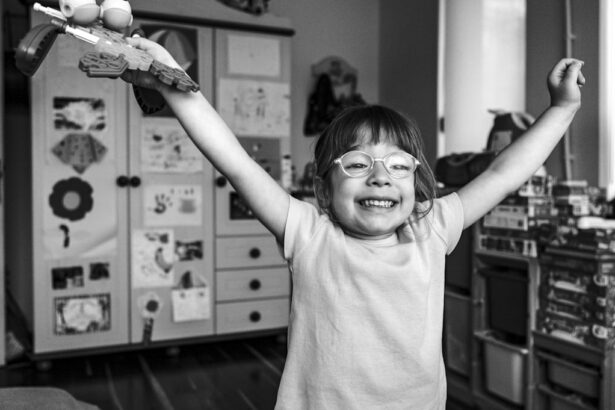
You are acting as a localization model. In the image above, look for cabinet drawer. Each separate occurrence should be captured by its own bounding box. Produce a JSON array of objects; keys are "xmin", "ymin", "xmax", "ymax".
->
[
  {"xmin": 536, "ymin": 351, "xmax": 600, "ymax": 399},
  {"xmin": 216, "ymin": 236, "xmax": 285, "ymax": 269},
  {"xmin": 216, "ymin": 299, "xmax": 289, "ymax": 334},
  {"xmin": 537, "ymin": 384, "xmax": 597, "ymax": 410},
  {"xmin": 217, "ymin": 267, "xmax": 290, "ymax": 301}
]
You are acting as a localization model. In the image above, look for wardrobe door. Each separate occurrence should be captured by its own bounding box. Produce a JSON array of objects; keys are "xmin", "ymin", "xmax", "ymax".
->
[
  {"xmin": 127, "ymin": 19, "xmax": 216, "ymax": 343},
  {"xmin": 30, "ymin": 13, "xmax": 130, "ymax": 353}
]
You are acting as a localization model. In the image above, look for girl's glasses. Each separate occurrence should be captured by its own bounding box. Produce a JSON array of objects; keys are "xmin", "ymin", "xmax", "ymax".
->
[{"xmin": 333, "ymin": 150, "xmax": 420, "ymax": 179}]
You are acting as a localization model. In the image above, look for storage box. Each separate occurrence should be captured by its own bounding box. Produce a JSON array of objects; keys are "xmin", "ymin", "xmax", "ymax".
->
[
  {"xmin": 475, "ymin": 331, "xmax": 528, "ymax": 405},
  {"xmin": 444, "ymin": 292, "xmax": 472, "ymax": 376},
  {"xmin": 536, "ymin": 309, "xmax": 615, "ymax": 350},
  {"xmin": 481, "ymin": 268, "xmax": 528, "ymax": 342},
  {"xmin": 546, "ymin": 356, "xmax": 599, "ymax": 399},
  {"xmin": 478, "ymin": 233, "xmax": 538, "ymax": 257},
  {"xmin": 538, "ymin": 292, "xmax": 615, "ymax": 327},
  {"xmin": 445, "ymin": 228, "xmax": 472, "ymax": 291},
  {"xmin": 537, "ymin": 384, "xmax": 598, "ymax": 410},
  {"xmin": 540, "ymin": 265, "xmax": 615, "ymax": 298},
  {"xmin": 540, "ymin": 248, "xmax": 615, "ymax": 275},
  {"xmin": 539, "ymin": 284, "xmax": 601, "ymax": 309}
]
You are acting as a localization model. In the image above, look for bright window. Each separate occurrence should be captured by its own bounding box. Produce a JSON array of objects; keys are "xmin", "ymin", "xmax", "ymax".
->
[{"xmin": 600, "ymin": 0, "xmax": 615, "ymax": 198}]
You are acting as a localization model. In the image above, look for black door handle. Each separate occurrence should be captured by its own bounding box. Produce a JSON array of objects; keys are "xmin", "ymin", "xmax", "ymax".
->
[
  {"xmin": 116, "ymin": 175, "xmax": 129, "ymax": 187},
  {"xmin": 130, "ymin": 176, "xmax": 141, "ymax": 187}
]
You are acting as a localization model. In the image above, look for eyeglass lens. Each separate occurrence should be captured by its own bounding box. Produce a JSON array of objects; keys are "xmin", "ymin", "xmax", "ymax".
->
[{"xmin": 339, "ymin": 151, "xmax": 418, "ymax": 177}]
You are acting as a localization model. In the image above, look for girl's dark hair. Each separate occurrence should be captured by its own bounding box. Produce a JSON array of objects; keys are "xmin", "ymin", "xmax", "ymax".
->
[{"xmin": 313, "ymin": 104, "xmax": 437, "ymax": 221}]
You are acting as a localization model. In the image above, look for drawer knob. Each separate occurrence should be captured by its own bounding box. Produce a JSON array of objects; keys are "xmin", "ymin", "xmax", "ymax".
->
[
  {"xmin": 215, "ymin": 176, "xmax": 227, "ymax": 187},
  {"xmin": 249, "ymin": 311, "xmax": 261, "ymax": 322},
  {"xmin": 249, "ymin": 248, "xmax": 261, "ymax": 259},
  {"xmin": 249, "ymin": 279, "xmax": 261, "ymax": 290}
]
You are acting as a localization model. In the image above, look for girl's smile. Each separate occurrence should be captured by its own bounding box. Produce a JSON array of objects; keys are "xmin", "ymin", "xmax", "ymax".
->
[
  {"xmin": 328, "ymin": 142, "xmax": 417, "ymax": 240},
  {"xmin": 358, "ymin": 198, "xmax": 397, "ymax": 208}
]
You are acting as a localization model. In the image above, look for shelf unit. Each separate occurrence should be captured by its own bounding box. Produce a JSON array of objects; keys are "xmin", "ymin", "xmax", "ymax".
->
[
  {"xmin": 532, "ymin": 248, "xmax": 615, "ymax": 410},
  {"xmin": 444, "ymin": 222, "xmax": 540, "ymax": 410},
  {"xmin": 445, "ymin": 226, "xmax": 615, "ymax": 410},
  {"xmin": 532, "ymin": 333, "xmax": 614, "ymax": 410},
  {"xmin": 471, "ymin": 249, "xmax": 539, "ymax": 410}
]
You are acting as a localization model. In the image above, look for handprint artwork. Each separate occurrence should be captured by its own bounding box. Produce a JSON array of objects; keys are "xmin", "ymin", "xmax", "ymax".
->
[{"xmin": 144, "ymin": 184, "xmax": 202, "ymax": 227}]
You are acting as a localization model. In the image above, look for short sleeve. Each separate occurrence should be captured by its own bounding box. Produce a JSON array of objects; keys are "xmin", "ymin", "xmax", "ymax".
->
[
  {"xmin": 283, "ymin": 197, "xmax": 323, "ymax": 260},
  {"xmin": 430, "ymin": 193, "xmax": 464, "ymax": 254}
]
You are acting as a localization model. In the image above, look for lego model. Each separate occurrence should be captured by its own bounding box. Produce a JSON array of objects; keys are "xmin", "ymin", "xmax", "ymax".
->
[{"xmin": 15, "ymin": 1, "xmax": 199, "ymax": 113}]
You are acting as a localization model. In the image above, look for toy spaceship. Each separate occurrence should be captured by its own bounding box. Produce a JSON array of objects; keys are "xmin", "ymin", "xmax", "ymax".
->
[{"xmin": 15, "ymin": 1, "xmax": 199, "ymax": 113}]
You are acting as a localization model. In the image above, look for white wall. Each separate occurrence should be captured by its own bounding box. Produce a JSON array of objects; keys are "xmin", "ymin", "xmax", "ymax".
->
[
  {"xmin": 378, "ymin": 0, "xmax": 440, "ymax": 166},
  {"xmin": 600, "ymin": 0, "xmax": 615, "ymax": 198},
  {"xmin": 526, "ymin": 0, "xmax": 600, "ymax": 184},
  {"xmin": 268, "ymin": 0, "xmax": 380, "ymax": 176}
]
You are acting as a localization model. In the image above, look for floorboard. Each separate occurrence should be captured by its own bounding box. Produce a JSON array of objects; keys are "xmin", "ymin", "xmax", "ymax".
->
[
  {"xmin": 0, "ymin": 335, "xmax": 287, "ymax": 410},
  {"xmin": 0, "ymin": 334, "xmax": 474, "ymax": 409}
]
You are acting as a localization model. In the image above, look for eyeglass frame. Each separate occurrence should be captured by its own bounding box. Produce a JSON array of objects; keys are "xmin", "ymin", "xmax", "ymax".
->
[{"xmin": 332, "ymin": 150, "xmax": 421, "ymax": 179}]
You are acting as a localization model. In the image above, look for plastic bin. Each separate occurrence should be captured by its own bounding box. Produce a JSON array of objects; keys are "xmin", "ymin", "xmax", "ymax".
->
[
  {"xmin": 481, "ymin": 267, "xmax": 528, "ymax": 342},
  {"xmin": 537, "ymin": 384, "xmax": 597, "ymax": 410},
  {"xmin": 476, "ymin": 330, "xmax": 528, "ymax": 405},
  {"xmin": 444, "ymin": 291, "xmax": 472, "ymax": 376},
  {"xmin": 536, "ymin": 351, "xmax": 600, "ymax": 399},
  {"xmin": 445, "ymin": 228, "xmax": 473, "ymax": 291}
]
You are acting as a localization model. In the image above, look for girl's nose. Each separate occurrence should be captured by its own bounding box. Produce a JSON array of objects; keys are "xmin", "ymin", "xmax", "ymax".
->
[{"xmin": 367, "ymin": 161, "xmax": 391, "ymax": 185}]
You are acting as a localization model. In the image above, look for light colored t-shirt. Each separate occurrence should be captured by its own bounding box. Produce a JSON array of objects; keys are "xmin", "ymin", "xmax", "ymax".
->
[{"xmin": 275, "ymin": 193, "xmax": 464, "ymax": 410}]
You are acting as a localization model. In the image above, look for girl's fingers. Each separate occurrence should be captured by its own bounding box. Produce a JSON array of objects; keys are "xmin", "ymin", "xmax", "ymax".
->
[
  {"xmin": 550, "ymin": 58, "xmax": 584, "ymax": 87},
  {"xmin": 577, "ymin": 69, "xmax": 586, "ymax": 87},
  {"xmin": 130, "ymin": 28, "xmax": 145, "ymax": 38},
  {"xmin": 125, "ymin": 36, "xmax": 146, "ymax": 49},
  {"xmin": 565, "ymin": 60, "xmax": 585, "ymax": 87}
]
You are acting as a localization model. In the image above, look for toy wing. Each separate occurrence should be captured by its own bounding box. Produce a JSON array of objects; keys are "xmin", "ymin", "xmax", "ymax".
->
[
  {"xmin": 79, "ymin": 22, "xmax": 199, "ymax": 92},
  {"xmin": 15, "ymin": 23, "xmax": 61, "ymax": 76},
  {"xmin": 15, "ymin": 20, "xmax": 199, "ymax": 114},
  {"xmin": 78, "ymin": 51, "xmax": 199, "ymax": 93}
]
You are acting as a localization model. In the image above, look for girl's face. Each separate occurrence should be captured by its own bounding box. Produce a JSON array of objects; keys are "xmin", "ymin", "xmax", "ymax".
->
[{"xmin": 327, "ymin": 141, "xmax": 417, "ymax": 239}]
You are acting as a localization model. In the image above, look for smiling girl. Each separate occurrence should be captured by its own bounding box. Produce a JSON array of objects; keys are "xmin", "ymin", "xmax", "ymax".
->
[{"xmin": 125, "ymin": 36, "xmax": 584, "ymax": 409}]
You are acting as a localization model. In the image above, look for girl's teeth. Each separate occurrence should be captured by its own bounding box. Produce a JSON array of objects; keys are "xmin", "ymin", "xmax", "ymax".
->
[{"xmin": 362, "ymin": 200, "xmax": 394, "ymax": 208}]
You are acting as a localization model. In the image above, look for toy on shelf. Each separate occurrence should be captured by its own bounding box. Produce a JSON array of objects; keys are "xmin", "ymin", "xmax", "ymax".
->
[{"xmin": 15, "ymin": 1, "xmax": 199, "ymax": 113}]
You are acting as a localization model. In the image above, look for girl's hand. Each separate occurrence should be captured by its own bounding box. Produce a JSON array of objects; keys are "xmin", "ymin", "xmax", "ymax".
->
[
  {"xmin": 547, "ymin": 58, "xmax": 585, "ymax": 110},
  {"xmin": 122, "ymin": 36, "xmax": 183, "ymax": 91}
]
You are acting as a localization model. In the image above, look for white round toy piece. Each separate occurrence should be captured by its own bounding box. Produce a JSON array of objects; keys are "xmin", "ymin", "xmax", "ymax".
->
[
  {"xmin": 59, "ymin": 0, "xmax": 99, "ymax": 25},
  {"xmin": 100, "ymin": 0, "xmax": 134, "ymax": 32}
]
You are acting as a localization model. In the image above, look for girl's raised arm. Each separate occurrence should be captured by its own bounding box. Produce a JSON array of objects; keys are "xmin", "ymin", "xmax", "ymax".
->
[
  {"xmin": 126, "ymin": 37, "xmax": 290, "ymax": 243},
  {"xmin": 457, "ymin": 58, "xmax": 585, "ymax": 229}
]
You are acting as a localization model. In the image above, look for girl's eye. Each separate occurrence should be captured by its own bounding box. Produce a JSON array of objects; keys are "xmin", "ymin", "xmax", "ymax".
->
[
  {"xmin": 347, "ymin": 162, "xmax": 368, "ymax": 169},
  {"xmin": 390, "ymin": 164, "xmax": 411, "ymax": 171}
]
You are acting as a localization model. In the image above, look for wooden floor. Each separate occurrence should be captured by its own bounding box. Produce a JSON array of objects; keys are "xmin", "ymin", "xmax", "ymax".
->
[
  {"xmin": 0, "ymin": 335, "xmax": 474, "ymax": 410},
  {"xmin": 0, "ymin": 335, "xmax": 287, "ymax": 410}
]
